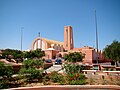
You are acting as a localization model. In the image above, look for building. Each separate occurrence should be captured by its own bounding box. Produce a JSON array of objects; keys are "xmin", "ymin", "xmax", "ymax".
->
[{"xmin": 31, "ymin": 26, "xmax": 103, "ymax": 64}]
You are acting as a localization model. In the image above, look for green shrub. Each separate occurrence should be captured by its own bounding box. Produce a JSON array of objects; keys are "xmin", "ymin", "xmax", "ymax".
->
[
  {"xmin": 0, "ymin": 62, "xmax": 13, "ymax": 89},
  {"xmin": 50, "ymin": 71, "xmax": 65, "ymax": 84},
  {"xmin": 0, "ymin": 80, "xmax": 9, "ymax": 89},
  {"xmin": 0, "ymin": 62, "xmax": 13, "ymax": 78},
  {"xmin": 69, "ymin": 79, "xmax": 86, "ymax": 85},
  {"xmin": 19, "ymin": 59, "xmax": 44, "ymax": 83},
  {"xmin": 105, "ymin": 68, "xmax": 109, "ymax": 71},
  {"xmin": 110, "ymin": 68, "xmax": 114, "ymax": 71},
  {"xmin": 64, "ymin": 64, "xmax": 84, "ymax": 74},
  {"xmin": 22, "ymin": 59, "xmax": 44, "ymax": 69},
  {"xmin": 67, "ymin": 73, "xmax": 86, "ymax": 85},
  {"xmin": 19, "ymin": 68, "xmax": 43, "ymax": 82},
  {"xmin": 43, "ymin": 74, "xmax": 51, "ymax": 85},
  {"xmin": 64, "ymin": 64, "xmax": 86, "ymax": 85},
  {"xmin": 23, "ymin": 49, "xmax": 45, "ymax": 59},
  {"xmin": 63, "ymin": 52, "xmax": 85, "ymax": 63}
]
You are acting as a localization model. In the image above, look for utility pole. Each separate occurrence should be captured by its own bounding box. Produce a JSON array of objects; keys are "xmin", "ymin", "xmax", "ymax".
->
[
  {"xmin": 21, "ymin": 27, "xmax": 24, "ymax": 51},
  {"xmin": 95, "ymin": 10, "xmax": 99, "ymax": 64}
]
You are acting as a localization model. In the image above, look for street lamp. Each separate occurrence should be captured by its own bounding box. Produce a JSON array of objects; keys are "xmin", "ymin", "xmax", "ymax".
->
[
  {"xmin": 94, "ymin": 10, "xmax": 99, "ymax": 64},
  {"xmin": 21, "ymin": 27, "xmax": 24, "ymax": 51}
]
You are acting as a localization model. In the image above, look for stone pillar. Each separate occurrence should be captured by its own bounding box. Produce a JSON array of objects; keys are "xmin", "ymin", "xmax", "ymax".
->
[
  {"xmin": 40, "ymin": 39, "xmax": 42, "ymax": 49},
  {"xmin": 54, "ymin": 44, "xmax": 57, "ymax": 50},
  {"xmin": 58, "ymin": 44, "xmax": 61, "ymax": 51},
  {"xmin": 45, "ymin": 42, "xmax": 48, "ymax": 49},
  {"xmin": 60, "ymin": 45, "xmax": 64, "ymax": 52},
  {"xmin": 36, "ymin": 40, "xmax": 38, "ymax": 50}
]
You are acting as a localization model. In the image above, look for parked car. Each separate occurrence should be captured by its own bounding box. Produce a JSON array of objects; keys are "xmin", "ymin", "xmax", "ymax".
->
[
  {"xmin": 45, "ymin": 59, "xmax": 52, "ymax": 63},
  {"xmin": 44, "ymin": 59, "xmax": 53, "ymax": 69},
  {"xmin": 55, "ymin": 59, "xmax": 62, "ymax": 65}
]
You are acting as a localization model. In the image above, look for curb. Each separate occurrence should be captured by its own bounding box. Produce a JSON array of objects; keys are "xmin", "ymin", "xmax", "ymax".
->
[{"xmin": 7, "ymin": 85, "xmax": 120, "ymax": 90}]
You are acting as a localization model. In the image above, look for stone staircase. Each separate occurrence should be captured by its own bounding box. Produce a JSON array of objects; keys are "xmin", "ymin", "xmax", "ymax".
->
[{"xmin": 44, "ymin": 65, "xmax": 63, "ymax": 73}]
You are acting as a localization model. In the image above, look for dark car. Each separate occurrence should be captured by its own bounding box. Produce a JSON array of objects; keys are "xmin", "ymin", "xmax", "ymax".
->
[
  {"xmin": 55, "ymin": 59, "xmax": 62, "ymax": 65},
  {"xmin": 45, "ymin": 59, "xmax": 52, "ymax": 63},
  {"xmin": 44, "ymin": 59, "xmax": 53, "ymax": 69}
]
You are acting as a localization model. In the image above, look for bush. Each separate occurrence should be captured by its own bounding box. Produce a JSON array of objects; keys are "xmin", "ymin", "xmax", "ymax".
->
[
  {"xmin": 0, "ymin": 80, "xmax": 9, "ymax": 89},
  {"xmin": 43, "ymin": 74, "xmax": 51, "ymax": 85},
  {"xmin": 64, "ymin": 63, "xmax": 86, "ymax": 85},
  {"xmin": 0, "ymin": 62, "xmax": 13, "ymax": 89},
  {"xmin": 50, "ymin": 71, "xmax": 65, "ymax": 84},
  {"xmin": 105, "ymin": 68, "xmax": 109, "ymax": 71},
  {"xmin": 69, "ymin": 79, "xmax": 86, "ymax": 85},
  {"xmin": 64, "ymin": 64, "xmax": 84, "ymax": 74},
  {"xmin": 19, "ymin": 59, "xmax": 44, "ymax": 82},
  {"xmin": 22, "ymin": 59, "xmax": 44, "ymax": 69},
  {"xmin": 23, "ymin": 49, "xmax": 45, "ymax": 59},
  {"xmin": 19, "ymin": 68, "xmax": 43, "ymax": 82},
  {"xmin": 0, "ymin": 62, "xmax": 13, "ymax": 78},
  {"xmin": 64, "ymin": 52, "xmax": 85, "ymax": 63},
  {"xmin": 67, "ymin": 73, "xmax": 86, "ymax": 85},
  {"xmin": 110, "ymin": 68, "xmax": 114, "ymax": 71}
]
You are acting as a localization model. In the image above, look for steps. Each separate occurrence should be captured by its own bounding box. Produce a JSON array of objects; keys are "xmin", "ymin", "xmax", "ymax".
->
[{"xmin": 44, "ymin": 65, "xmax": 62, "ymax": 73}]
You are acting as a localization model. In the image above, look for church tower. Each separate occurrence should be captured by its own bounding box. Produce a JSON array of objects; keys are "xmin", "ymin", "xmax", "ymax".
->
[{"xmin": 64, "ymin": 26, "xmax": 74, "ymax": 50}]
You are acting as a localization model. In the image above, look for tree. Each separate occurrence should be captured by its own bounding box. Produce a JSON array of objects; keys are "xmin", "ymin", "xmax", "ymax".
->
[
  {"xmin": 23, "ymin": 49, "xmax": 45, "ymax": 59},
  {"xmin": 63, "ymin": 52, "xmax": 85, "ymax": 73},
  {"xmin": 64, "ymin": 52, "xmax": 85, "ymax": 63},
  {"xmin": 23, "ymin": 51, "xmax": 30, "ymax": 59},
  {"xmin": 34, "ymin": 49, "xmax": 45, "ymax": 59},
  {"xmin": 1, "ymin": 49, "xmax": 23, "ymax": 62},
  {"xmin": 103, "ymin": 40, "xmax": 120, "ymax": 66},
  {"xmin": 63, "ymin": 52, "xmax": 86, "ymax": 85},
  {"xmin": 2, "ymin": 49, "xmax": 13, "ymax": 60}
]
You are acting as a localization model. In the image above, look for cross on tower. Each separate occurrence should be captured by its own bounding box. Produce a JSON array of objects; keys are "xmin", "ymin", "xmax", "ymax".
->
[{"xmin": 38, "ymin": 32, "xmax": 40, "ymax": 37}]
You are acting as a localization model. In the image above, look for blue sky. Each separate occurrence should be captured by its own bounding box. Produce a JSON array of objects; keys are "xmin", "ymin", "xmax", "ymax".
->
[{"xmin": 0, "ymin": 0, "xmax": 120, "ymax": 51}]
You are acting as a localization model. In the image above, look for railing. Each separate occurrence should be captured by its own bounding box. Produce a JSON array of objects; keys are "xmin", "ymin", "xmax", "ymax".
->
[{"xmin": 103, "ymin": 71, "xmax": 120, "ymax": 75}]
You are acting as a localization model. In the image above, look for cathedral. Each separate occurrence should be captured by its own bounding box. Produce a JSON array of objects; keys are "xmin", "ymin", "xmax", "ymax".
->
[{"xmin": 31, "ymin": 26, "xmax": 103, "ymax": 64}]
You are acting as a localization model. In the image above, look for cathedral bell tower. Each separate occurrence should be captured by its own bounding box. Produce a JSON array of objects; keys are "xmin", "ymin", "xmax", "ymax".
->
[{"xmin": 64, "ymin": 26, "xmax": 74, "ymax": 50}]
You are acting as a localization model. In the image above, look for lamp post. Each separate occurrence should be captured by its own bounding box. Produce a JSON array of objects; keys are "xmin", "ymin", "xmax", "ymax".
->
[
  {"xmin": 95, "ymin": 10, "xmax": 99, "ymax": 64},
  {"xmin": 21, "ymin": 27, "xmax": 24, "ymax": 51}
]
